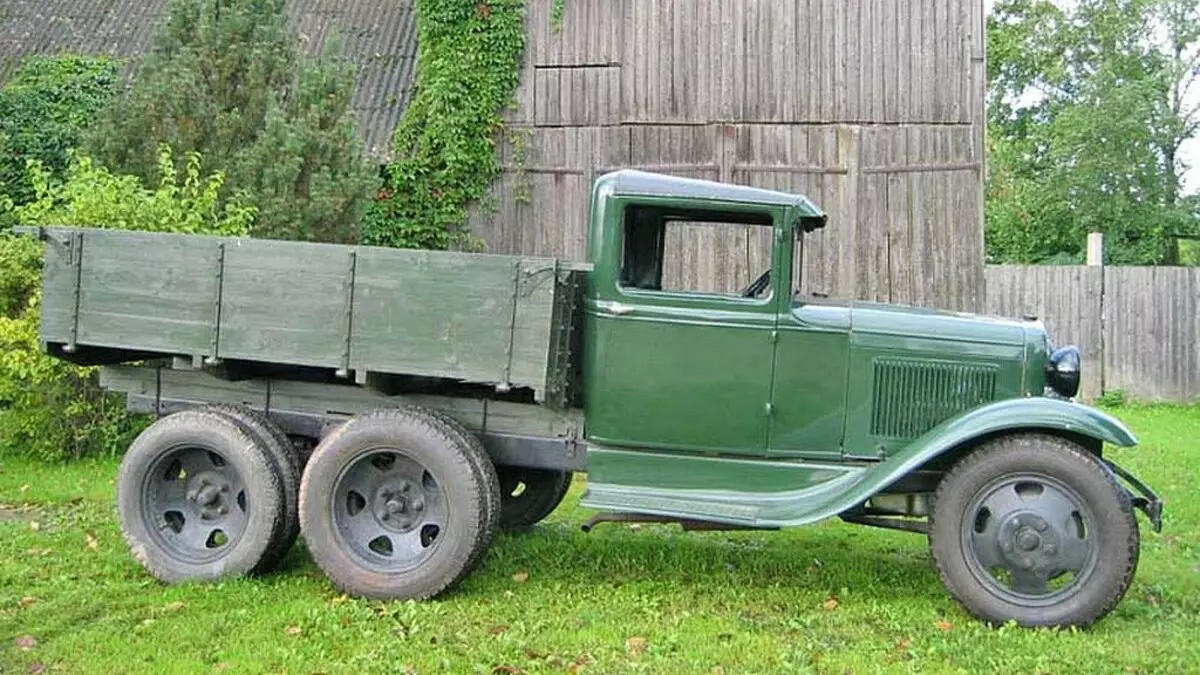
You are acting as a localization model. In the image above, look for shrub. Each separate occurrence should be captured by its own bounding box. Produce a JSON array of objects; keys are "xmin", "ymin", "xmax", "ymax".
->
[
  {"xmin": 86, "ymin": 0, "xmax": 377, "ymax": 244},
  {"xmin": 0, "ymin": 56, "xmax": 117, "ymax": 209},
  {"xmin": 0, "ymin": 148, "xmax": 252, "ymax": 461}
]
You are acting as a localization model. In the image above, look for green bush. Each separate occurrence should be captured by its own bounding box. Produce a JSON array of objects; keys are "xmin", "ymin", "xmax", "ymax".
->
[
  {"xmin": 20, "ymin": 147, "xmax": 255, "ymax": 235},
  {"xmin": 0, "ymin": 56, "xmax": 117, "ymax": 209},
  {"xmin": 86, "ymin": 0, "xmax": 376, "ymax": 244},
  {"xmin": 0, "ymin": 147, "xmax": 252, "ymax": 461}
]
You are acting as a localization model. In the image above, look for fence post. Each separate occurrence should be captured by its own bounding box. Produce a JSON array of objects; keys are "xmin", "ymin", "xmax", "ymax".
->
[
  {"xmin": 1087, "ymin": 232, "xmax": 1104, "ymax": 266},
  {"xmin": 1086, "ymin": 232, "xmax": 1106, "ymax": 398}
]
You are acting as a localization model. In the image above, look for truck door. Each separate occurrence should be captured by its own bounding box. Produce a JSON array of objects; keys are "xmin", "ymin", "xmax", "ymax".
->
[
  {"xmin": 767, "ymin": 233, "xmax": 852, "ymax": 460},
  {"xmin": 583, "ymin": 200, "xmax": 781, "ymax": 456}
]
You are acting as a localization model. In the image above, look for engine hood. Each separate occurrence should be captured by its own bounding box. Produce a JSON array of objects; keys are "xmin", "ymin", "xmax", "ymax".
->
[{"xmin": 849, "ymin": 300, "xmax": 1039, "ymax": 347}]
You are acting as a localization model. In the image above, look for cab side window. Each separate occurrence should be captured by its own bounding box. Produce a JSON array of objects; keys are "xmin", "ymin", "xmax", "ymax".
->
[{"xmin": 618, "ymin": 204, "xmax": 774, "ymax": 298}]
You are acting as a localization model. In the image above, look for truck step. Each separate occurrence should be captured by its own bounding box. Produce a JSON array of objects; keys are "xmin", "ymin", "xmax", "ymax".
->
[{"xmin": 581, "ymin": 485, "xmax": 761, "ymax": 525}]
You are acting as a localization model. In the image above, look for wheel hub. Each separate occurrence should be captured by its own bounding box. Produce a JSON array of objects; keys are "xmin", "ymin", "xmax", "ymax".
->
[
  {"xmin": 374, "ymin": 480, "xmax": 424, "ymax": 532},
  {"xmin": 187, "ymin": 472, "xmax": 233, "ymax": 520},
  {"xmin": 995, "ymin": 511, "xmax": 1064, "ymax": 576}
]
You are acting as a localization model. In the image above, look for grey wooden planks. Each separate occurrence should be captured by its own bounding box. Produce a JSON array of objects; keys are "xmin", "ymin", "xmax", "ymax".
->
[{"xmin": 38, "ymin": 227, "xmax": 583, "ymax": 402}]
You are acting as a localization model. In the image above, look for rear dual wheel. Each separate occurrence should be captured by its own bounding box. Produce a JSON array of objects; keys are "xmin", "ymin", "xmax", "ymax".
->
[
  {"xmin": 116, "ymin": 407, "xmax": 299, "ymax": 582},
  {"xmin": 299, "ymin": 407, "xmax": 500, "ymax": 600},
  {"xmin": 496, "ymin": 466, "xmax": 572, "ymax": 531}
]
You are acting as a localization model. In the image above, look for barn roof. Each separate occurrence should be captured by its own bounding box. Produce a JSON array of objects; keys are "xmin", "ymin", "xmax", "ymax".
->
[{"xmin": 0, "ymin": 0, "xmax": 417, "ymax": 159}]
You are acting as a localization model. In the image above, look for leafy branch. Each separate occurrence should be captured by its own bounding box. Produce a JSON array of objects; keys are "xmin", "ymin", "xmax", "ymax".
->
[{"xmin": 363, "ymin": 0, "xmax": 527, "ymax": 250}]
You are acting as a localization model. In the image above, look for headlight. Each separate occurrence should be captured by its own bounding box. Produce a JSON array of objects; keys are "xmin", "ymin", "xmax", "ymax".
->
[{"xmin": 1045, "ymin": 345, "xmax": 1081, "ymax": 399}]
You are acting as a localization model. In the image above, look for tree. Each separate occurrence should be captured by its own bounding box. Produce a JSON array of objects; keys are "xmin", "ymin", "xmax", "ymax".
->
[
  {"xmin": 86, "ymin": 0, "xmax": 377, "ymax": 243},
  {"xmin": 985, "ymin": 0, "xmax": 1200, "ymax": 265}
]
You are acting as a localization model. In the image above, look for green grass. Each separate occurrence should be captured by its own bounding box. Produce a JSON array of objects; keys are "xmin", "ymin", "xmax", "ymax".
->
[{"xmin": 2, "ymin": 405, "xmax": 1198, "ymax": 674}]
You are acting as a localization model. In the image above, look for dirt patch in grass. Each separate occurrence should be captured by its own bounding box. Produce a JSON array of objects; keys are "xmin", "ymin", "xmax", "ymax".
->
[{"xmin": 0, "ymin": 504, "xmax": 42, "ymax": 523}]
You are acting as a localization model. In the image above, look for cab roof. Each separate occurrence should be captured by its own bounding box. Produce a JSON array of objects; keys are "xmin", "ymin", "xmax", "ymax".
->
[{"xmin": 595, "ymin": 169, "xmax": 827, "ymax": 231}]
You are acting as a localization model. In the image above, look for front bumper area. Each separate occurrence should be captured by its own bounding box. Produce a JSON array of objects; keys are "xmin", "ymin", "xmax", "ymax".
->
[{"xmin": 1104, "ymin": 459, "xmax": 1164, "ymax": 533}]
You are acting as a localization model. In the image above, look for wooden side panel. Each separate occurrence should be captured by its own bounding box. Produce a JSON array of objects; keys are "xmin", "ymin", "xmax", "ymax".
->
[
  {"xmin": 509, "ymin": 260, "xmax": 565, "ymax": 398},
  {"xmin": 38, "ymin": 228, "xmax": 572, "ymax": 397},
  {"xmin": 218, "ymin": 239, "xmax": 354, "ymax": 368},
  {"xmin": 983, "ymin": 266, "xmax": 1103, "ymax": 401},
  {"xmin": 39, "ymin": 233, "xmax": 83, "ymax": 344},
  {"xmin": 71, "ymin": 231, "xmax": 218, "ymax": 355},
  {"xmin": 1103, "ymin": 267, "xmax": 1200, "ymax": 402},
  {"xmin": 351, "ymin": 248, "xmax": 558, "ymax": 392}
]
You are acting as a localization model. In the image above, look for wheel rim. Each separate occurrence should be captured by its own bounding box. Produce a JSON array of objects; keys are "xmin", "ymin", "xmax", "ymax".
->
[
  {"xmin": 141, "ymin": 445, "xmax": 248, "ymax": 564},
  {"xmin": 331, "ymin": 448, "xmax": 448, "ymax": 572},
  {"xmin": 961, "ymin": 472, "xmax": 1099, "ymax": 605}
]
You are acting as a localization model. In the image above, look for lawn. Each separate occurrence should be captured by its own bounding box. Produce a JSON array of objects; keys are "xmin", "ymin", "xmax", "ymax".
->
[{"xmin": 2, "ymin": 405, "xmax": 1198, "ymax": 674}]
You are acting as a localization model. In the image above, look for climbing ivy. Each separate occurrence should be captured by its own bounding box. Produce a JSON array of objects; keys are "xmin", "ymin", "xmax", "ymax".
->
[
  {"xmin": 551, "ymin": 0, "xmax": 565, "ymax": 32},
  {"xmin": 362, "ymin": 0, "xmax": 526, "ymax": 250}
]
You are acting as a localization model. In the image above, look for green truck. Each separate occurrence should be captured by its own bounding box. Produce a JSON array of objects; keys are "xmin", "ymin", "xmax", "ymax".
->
[{"xmin": 23, "ymin": 171, "xmax": 1162, "ymax": 628}]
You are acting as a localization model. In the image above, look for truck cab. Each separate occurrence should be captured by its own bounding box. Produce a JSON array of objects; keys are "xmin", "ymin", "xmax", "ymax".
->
[{"xmin": 584, "ymin": 171, "xmax": 1042, "ymax": 461}]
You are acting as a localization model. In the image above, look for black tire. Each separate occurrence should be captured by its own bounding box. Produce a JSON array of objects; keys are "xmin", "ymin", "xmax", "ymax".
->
[
  {"xmin": 116, "ymin": 410, "xmax": 285, "ymax": 583},
  {"xmin": 203, "ymin": 404, "xmax": 301, "ymax": 571},
  {"xmin": 496, "ymin": 467, "xmax": 572, "ymax": 531},
  {"xmin": 299, "ymin": 407, "xmax": 500, "ymax": 600},
  {"xmin": 416, "ymin": 409, "xmax": 501, "ymax": 573},
  {"xmin": 929, "ymin": 433, "xmax": 1139, "ymax": 628}
]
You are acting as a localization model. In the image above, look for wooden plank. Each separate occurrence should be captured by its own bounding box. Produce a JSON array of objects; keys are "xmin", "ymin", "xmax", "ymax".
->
[
  {"xmin": 74, "ymin": 231, "xmax": 218, "ymax": 355},
  {"xmin": 218, "ymin": 238, "xmax": 352, "ymax": 368},
  {"xmin": 885, "ymin": 128, "xmax": 912, "ymax": 304},
  {"xmin": 1103, "ymin": 267, "xmax": 1200, "ymax": 401},
  {"xmin": 533, "ymin": 65, "xmax": 620, "ymax": 126},
  {"xmin": 857, "ymin": 126, "xmax": 888, "ymax": 301}
]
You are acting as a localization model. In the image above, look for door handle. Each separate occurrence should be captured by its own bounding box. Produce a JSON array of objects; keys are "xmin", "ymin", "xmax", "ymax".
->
[{"xmin": 608, "ymin": 302, "xmax": 634, "ymax": 316}]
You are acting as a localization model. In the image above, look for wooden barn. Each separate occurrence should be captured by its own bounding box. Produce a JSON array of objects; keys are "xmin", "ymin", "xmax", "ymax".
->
[
  {"xmin": 474, "ymin": 0, "xmax": 987, "ymax": 311},
  {"xmin": 2, "ymin": 0, "xmax": 986, "ymax": 311}
]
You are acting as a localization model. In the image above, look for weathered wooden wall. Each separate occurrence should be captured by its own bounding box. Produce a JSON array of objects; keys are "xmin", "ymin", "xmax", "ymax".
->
[
  {"xmin": 470, "ymin": 0, "xmax": 987, "ymax": 311},
  {"xmin": 985, "ymin": 266, "xmax": 1200, "ymax": 402}
]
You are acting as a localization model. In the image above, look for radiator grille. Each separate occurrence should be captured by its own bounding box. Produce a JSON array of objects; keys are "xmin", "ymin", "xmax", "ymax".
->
[{"xmin": 870, "ymin": 358, "xmax": 997, "ymax": 439}]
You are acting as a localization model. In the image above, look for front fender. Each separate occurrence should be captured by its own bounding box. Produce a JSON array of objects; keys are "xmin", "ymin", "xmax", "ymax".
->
[
  {"xmin": 904, "ymin": 396, "xmax": 1138, "ymax": 454},
  {"xmin": 755, "ymin": 398, "xmax": 1138, "ymax": 527},
  {"xmin": 860, "ymin": 397, "xmax": 1137, "ymax": 496}
]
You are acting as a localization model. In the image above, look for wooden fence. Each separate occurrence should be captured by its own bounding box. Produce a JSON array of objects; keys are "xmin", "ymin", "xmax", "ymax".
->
[{"xmin": 985, "ymin": 265, "xmax": 1200, "ymax": 402}]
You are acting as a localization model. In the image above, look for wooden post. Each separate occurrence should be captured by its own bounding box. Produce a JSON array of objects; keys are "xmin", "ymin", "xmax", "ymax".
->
[
  {"xmin": 1087, "ymin": 232, "xmax": 1105, "ymax": 266},
  {"xmin": 1087, "ymin": 231, "xmax": 1106, "ymax": 399}
]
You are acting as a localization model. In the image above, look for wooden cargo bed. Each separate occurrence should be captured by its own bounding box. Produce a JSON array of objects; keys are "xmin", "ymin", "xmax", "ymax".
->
[{"xmin": 31, "ymin": 227, "xmax": 588, "ymax": 407}]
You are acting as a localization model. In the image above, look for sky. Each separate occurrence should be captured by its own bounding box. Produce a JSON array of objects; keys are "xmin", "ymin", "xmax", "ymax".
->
[{"xmin": 982, "ymin": 0, "xmax": 1200, "ymax": 194}]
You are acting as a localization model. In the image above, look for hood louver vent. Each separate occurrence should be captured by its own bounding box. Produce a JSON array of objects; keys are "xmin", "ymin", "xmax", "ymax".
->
[{"xmin": 870, "ymin": 358, "xmax": 997, "ymax": 439}]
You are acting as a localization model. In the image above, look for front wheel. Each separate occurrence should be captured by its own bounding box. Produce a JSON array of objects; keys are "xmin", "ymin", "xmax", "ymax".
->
[{"xmin": 929, "ymin": 433, "xmax": 1139, "ymax": 627}]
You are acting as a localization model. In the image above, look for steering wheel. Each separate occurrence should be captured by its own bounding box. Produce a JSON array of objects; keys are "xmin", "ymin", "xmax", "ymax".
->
[{"xmin": 740, "ymin": 269, "xmax": 771, "ymax": 298}]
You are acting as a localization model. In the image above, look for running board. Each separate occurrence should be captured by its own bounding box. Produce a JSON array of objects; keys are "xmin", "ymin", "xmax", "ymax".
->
[{"xmin": 581, "ymin": 512, "xmax": 776, "ymax": 532}]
